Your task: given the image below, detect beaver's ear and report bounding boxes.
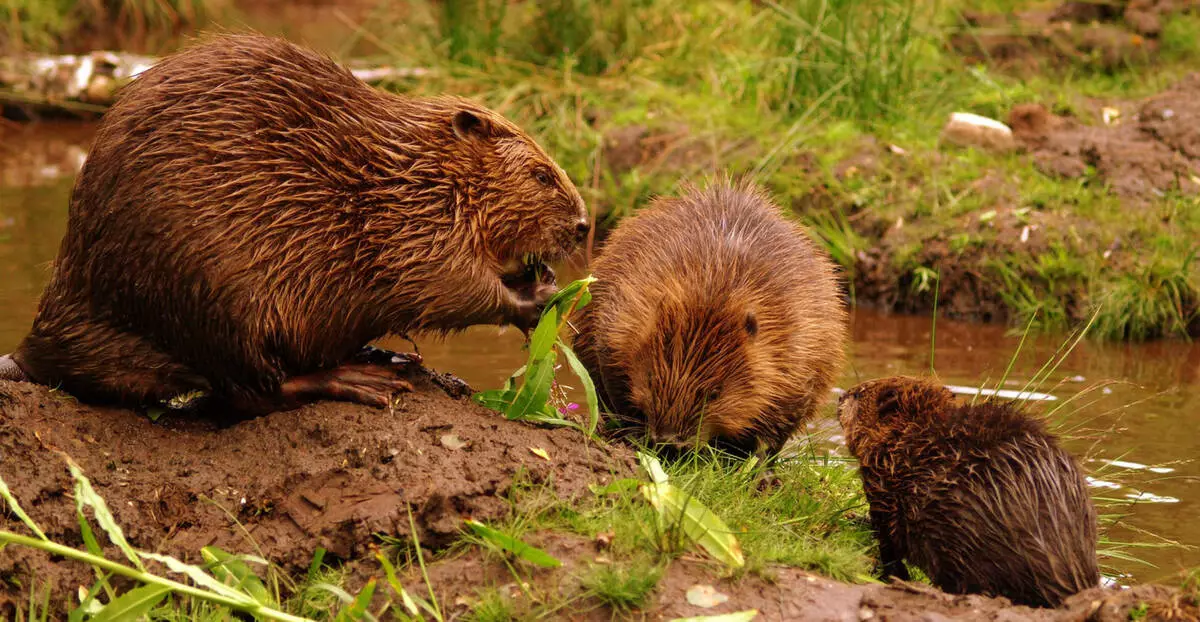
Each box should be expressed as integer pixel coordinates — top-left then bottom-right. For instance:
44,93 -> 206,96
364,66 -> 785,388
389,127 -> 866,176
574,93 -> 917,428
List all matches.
744,311 -> 758,338
452,110 -> 494,141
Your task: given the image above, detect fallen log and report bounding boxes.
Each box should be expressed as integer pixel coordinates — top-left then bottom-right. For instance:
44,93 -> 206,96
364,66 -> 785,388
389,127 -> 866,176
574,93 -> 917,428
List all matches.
1,50 -> 431,119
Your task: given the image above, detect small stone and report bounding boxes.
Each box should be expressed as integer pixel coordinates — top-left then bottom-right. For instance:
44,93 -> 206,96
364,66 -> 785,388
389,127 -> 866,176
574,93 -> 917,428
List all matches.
440,434 -> 468,450
686,584 -> 729,608
940,112 -> 1016,153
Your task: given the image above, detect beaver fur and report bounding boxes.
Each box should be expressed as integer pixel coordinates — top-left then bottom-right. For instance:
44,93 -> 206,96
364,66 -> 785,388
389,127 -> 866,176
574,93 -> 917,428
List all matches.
571,179 -> 847,456
8,33 -> 588,415
838,376 -> 1100,608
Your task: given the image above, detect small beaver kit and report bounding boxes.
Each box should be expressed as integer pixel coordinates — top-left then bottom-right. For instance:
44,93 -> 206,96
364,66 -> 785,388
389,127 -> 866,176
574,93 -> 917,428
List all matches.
571,179 -> 847,457
4,33 -> 588,415
837,376 -> 1100,608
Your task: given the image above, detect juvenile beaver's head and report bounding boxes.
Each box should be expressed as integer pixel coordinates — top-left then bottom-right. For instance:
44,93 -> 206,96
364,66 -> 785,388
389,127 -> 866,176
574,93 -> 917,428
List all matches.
618,289 -> 775,455
837,376 -> 955,454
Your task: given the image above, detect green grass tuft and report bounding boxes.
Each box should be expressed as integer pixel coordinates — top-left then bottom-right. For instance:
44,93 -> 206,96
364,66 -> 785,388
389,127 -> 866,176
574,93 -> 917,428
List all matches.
580,560 -> 663,614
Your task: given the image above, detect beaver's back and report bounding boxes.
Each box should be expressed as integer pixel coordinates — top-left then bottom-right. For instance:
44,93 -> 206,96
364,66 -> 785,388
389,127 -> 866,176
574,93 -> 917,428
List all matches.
52,35 -> 481,377
889,402 -> 1099,607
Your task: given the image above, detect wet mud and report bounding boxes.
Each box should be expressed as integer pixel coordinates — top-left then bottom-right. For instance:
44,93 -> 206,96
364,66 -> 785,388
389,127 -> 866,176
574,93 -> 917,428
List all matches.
0,366 -> 635,613
376,532 -> 1197,621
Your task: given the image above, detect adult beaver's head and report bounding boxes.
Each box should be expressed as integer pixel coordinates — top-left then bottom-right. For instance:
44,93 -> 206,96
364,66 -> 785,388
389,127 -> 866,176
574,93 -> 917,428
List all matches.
837,376 -> 955,451
439,104 -> 589,289
618,288 -> 774,456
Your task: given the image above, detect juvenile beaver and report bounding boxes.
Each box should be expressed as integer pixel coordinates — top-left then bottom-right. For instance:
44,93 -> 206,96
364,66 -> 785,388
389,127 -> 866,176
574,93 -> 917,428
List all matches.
6,33 -> 588,415
837,376 -> 1100,608
571,180 -> 847,456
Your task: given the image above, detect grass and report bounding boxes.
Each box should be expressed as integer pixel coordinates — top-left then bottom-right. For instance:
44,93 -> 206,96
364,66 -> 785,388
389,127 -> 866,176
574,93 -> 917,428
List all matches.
463,588 -> 520,622
7,0 -> 1198,339
2,0 -> 211,53
579,561 -> 662,614
339,0 -> 1196,341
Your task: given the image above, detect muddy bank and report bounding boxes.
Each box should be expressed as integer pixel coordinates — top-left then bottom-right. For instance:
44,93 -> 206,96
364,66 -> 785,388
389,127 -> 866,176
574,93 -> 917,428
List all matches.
951,0 -> 1199,72
0,367 -> 635,614
0,367 -> 1196,619
373,531 -> 1196,621
818,73 -> 1199,333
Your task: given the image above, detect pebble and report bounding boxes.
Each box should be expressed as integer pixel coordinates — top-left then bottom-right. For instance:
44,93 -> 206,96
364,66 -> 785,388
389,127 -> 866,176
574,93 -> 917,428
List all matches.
939,112 -> 1016,152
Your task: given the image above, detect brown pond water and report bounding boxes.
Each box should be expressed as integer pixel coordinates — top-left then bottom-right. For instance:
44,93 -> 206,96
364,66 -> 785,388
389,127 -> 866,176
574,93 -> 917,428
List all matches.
1,123 -> 1197,585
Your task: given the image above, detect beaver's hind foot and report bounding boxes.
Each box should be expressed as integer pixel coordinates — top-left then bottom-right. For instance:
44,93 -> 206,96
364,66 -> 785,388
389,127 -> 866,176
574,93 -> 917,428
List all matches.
281,363 -> 415,408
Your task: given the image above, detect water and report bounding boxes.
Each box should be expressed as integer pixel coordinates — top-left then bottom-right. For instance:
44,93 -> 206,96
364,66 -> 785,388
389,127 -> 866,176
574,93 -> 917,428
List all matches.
1,123 -> 1197,584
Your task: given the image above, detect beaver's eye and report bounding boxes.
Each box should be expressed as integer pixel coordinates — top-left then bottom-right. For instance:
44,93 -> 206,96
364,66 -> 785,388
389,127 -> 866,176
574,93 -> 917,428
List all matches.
704,389 -> 721,404
533,169 -> 553,186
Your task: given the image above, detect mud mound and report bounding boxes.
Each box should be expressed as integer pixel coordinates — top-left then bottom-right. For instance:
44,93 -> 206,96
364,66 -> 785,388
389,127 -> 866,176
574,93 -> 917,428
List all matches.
1010,73 -> 1200,199
375,531 -> 1195,621
951,0 -> 1198,71
0,369 -> 634,611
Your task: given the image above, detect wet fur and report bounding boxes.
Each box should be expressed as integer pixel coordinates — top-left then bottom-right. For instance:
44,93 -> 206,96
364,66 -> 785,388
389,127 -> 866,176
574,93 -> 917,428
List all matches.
11,33 -> 587,413
572,179 -> 847,455
838,376 -> 1100,608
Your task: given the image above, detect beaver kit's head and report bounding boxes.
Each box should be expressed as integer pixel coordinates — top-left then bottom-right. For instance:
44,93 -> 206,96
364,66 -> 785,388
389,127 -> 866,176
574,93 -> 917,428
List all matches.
437,106 -> 589,280
837,376 -> 956,454
615,286 -> 787,456
579,180 -> 846,457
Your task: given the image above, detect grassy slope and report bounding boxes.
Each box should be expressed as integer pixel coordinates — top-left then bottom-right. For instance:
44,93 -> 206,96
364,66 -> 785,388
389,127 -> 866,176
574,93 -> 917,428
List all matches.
340,0 -> 1198,341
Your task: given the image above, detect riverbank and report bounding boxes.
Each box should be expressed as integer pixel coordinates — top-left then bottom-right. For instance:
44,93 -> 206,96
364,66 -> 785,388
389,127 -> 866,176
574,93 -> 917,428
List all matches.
2,373 -> 1196,620
4,0 -> 1198,341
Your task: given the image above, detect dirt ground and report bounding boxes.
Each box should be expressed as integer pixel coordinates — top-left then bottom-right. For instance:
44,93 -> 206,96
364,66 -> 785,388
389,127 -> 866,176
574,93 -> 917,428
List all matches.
1,368 -> 1196,620
386,532 -> 1197,621
0,366 -> 635,615
951,0 -> 1200,72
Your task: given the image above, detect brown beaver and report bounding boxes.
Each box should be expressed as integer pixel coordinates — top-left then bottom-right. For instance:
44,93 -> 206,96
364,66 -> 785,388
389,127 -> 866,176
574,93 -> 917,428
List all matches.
571,179 -> 847,456
4,33 -> 588,415
837,376 -> 1100,608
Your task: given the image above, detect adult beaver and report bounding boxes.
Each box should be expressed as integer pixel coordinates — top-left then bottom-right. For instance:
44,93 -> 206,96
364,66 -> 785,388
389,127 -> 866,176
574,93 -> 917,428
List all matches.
4,33 -> 588,415
837,376 -> 1100,608
571,179 -> 847,456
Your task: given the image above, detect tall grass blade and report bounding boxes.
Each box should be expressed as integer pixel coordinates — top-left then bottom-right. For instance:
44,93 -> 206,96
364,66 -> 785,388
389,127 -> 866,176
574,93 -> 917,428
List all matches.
0,476 -> 48,540
465,519 -> 562,568
559,341 -> 600,434
64,457 -> 144,571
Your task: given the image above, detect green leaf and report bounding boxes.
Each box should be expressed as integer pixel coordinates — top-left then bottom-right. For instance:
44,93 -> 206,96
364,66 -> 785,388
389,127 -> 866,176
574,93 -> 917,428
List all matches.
638,452 -> 670,485
471,388 -> 516,411
542,276 -> 597,316
588,478 -> 641,496
527,306 -> 560,360
86,584 -> 170,622
558,341 -> 600,435
377,551 -> 435,620
464,520 -> 561,568
307,548 -> 327,582
506,353 -> 557,420
0,474 -> 47,540
65,457 -> 144,571
519,412 -> 583,430
76,507 -> 103,556
333,577 -> 376,622
668,610 -> 759,622
638,454 -> 745,569
201,546 -> 271,606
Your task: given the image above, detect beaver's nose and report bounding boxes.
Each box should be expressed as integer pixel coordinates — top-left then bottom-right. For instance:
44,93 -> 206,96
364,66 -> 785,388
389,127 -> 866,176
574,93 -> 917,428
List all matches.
574,218 -> 590,242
